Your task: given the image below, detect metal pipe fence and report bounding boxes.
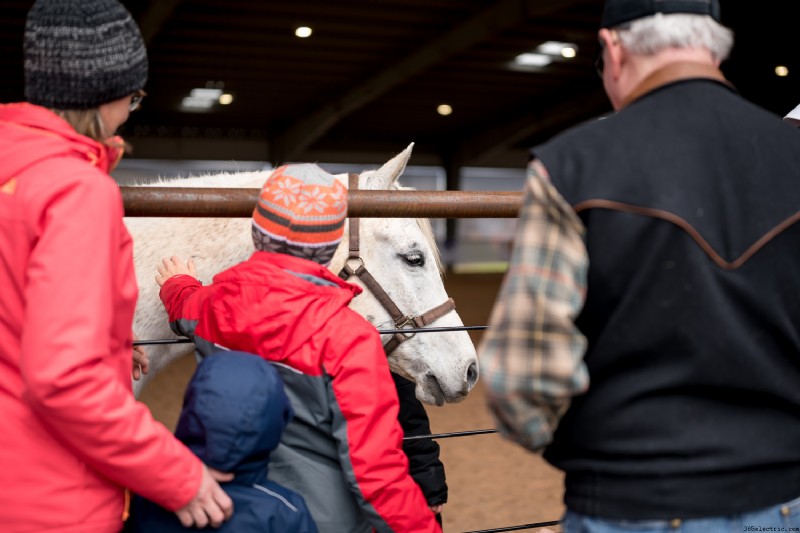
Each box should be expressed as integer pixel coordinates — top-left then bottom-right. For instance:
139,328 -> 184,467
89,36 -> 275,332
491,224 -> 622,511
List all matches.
121,187 -> 523,218
124,185 -> 561,533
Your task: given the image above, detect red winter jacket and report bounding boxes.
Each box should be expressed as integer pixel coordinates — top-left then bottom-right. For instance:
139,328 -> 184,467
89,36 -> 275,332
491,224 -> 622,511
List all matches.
0,103 -> 202,533
160,251 -> 440,533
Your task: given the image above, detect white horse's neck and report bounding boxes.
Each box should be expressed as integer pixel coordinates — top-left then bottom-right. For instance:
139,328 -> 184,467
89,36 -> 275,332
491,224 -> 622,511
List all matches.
127,143 -> 477,405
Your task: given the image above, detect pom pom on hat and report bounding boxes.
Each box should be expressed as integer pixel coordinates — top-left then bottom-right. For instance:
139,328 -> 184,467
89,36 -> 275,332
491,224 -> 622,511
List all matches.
24,0 -> 148,109
252,164 -> 347,266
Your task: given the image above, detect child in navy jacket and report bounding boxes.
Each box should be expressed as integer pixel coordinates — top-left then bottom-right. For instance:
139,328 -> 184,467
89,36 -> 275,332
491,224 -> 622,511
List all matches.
127,351 -> 317,533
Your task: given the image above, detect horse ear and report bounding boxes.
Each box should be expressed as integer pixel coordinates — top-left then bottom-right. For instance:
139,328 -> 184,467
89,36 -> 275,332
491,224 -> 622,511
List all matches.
361,143 -> 414,190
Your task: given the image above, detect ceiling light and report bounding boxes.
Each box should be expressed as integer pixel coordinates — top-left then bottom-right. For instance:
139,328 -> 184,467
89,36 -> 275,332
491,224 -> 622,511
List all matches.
514,53 -> 552,68
775,65 -> 789,77
537,41 -> 565,55
536,41 -> 579,58
219,93 -> 234,105
181,96 -> 215,110
295,26 -> 312,38
191,88 -> 223,99
437,104 -> 453,116
180,87 -> 225,112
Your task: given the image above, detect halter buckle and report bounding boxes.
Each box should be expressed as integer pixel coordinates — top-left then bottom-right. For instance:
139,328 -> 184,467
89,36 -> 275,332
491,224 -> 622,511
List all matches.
395,315 -> 417,340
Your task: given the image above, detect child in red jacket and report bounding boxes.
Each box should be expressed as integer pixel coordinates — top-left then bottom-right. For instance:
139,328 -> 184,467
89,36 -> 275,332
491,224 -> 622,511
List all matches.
155,164 -> 440,533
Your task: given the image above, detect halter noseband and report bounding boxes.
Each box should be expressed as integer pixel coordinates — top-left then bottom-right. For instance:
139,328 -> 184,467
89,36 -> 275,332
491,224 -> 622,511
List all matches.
338,173 -> 456,354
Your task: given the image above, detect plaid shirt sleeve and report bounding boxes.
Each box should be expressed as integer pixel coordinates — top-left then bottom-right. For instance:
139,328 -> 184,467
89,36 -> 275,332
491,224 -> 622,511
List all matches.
478,159 -> 590,453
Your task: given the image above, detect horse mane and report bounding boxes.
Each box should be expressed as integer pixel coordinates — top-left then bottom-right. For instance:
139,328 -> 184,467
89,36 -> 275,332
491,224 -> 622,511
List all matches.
416,217 -> 444,275
130,171 -> 267,189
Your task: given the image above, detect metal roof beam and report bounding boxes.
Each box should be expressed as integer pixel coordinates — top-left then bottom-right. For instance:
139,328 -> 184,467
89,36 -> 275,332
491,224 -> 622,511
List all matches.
273,0 -> 585,163
455,89 -> 609,166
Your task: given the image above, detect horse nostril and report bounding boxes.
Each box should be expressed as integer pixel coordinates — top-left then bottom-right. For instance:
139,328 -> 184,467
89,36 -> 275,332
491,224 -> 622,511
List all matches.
424,373 -> 446,406
466,362 -> 478,388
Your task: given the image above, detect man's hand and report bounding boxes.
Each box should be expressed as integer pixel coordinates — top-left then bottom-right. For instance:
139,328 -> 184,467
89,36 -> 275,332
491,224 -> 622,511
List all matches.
174,466 -> 234,528
156,256 -> 197,287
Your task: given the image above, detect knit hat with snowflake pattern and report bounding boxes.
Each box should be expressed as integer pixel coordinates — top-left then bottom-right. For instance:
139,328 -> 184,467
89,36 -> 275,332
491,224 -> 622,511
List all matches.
252,164 -> 347,266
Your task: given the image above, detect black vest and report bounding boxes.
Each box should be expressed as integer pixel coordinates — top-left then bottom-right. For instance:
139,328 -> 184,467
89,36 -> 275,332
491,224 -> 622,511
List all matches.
533,77 -> 800,519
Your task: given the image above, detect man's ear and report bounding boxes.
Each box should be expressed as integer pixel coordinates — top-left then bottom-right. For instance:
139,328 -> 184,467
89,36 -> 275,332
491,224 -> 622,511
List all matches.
597,28 -> 614,48
598,28 -> 624,80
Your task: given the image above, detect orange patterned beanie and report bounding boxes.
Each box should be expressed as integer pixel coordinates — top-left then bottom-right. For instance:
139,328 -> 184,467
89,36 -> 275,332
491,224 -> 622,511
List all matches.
252,164 -> 347,265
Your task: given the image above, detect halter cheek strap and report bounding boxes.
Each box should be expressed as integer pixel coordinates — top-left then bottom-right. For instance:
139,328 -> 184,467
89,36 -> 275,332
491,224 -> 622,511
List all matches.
338,173 -> 456,354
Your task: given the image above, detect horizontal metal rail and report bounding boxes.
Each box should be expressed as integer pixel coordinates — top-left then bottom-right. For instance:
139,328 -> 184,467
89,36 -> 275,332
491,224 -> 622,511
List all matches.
120,187 -> 523,218
464,520 -> 561,533
404,428 -> 498,441
133,325 -> 488,346
378,325 -> 488,335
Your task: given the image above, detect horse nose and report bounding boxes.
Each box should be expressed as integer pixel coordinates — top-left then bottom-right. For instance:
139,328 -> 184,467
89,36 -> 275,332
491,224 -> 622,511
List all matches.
465,361 -> 478,391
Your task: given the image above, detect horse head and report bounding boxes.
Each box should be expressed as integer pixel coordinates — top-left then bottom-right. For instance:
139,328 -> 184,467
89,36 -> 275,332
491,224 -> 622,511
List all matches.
330,144 -> 479,405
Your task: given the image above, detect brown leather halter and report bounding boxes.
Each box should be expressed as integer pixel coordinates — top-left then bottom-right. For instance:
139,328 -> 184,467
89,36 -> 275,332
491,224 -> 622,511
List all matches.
338,173 -> 456,354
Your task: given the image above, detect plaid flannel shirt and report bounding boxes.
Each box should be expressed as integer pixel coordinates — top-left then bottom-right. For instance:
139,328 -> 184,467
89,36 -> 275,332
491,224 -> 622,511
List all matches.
479,160 -> 590,453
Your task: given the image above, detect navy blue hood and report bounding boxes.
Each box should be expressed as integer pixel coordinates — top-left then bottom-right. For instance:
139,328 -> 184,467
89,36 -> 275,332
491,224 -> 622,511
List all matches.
175,351 -> 292,484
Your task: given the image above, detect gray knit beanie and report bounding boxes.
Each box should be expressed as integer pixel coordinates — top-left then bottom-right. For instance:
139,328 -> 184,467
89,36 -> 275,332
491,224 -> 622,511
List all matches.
24,0 -> 148,109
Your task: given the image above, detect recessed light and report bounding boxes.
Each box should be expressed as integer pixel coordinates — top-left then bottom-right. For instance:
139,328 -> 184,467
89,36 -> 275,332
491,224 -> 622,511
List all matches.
514,53 -> 552,67
181,96 -> 215,110
561,46 -> 577,59
180,87 -> 225,112
776,65 -> 789,77
437,104 -> 453,116
295,26 -> 312,38
219,93 -> 234,105
537,42 -> 563,55
190,88 -> 223,99
536,41 -> 579,58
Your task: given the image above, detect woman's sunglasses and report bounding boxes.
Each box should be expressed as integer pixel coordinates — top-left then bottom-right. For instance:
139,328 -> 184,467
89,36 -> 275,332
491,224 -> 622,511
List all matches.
129,89 -> 147,112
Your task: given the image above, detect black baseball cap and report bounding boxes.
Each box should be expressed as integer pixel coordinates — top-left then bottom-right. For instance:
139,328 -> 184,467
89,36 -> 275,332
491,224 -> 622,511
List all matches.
601,0 -> 721,28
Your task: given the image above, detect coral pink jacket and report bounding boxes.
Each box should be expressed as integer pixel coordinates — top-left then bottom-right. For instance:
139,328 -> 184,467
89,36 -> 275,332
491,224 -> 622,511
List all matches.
0,103 -> 202,533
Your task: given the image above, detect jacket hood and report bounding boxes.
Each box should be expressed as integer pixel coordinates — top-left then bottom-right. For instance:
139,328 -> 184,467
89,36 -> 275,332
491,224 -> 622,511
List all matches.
0,103 -> 122,186
175,352 -> 292,484
210,251 -> 362,359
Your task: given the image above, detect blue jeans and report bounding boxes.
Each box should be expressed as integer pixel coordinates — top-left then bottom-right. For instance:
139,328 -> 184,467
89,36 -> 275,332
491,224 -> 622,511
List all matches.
562,496 -> 800,533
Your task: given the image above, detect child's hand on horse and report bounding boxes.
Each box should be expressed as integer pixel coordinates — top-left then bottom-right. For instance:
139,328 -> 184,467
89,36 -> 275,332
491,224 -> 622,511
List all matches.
156,256 -> 198,287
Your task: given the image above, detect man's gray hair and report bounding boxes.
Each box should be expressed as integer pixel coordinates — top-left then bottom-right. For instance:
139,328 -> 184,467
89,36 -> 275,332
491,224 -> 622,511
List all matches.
616,13 -> 733,62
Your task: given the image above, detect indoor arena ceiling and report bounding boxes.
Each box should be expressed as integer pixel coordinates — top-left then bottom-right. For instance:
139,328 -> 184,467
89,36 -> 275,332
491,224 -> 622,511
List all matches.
2,0 -> 800,169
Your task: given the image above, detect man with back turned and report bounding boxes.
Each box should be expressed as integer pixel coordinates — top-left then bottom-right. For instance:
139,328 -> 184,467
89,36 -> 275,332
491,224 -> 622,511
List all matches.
480,1 -> 800,531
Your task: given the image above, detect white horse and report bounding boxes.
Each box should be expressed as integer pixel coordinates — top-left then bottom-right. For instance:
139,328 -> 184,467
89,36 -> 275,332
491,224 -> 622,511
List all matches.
126,144 -> 478,406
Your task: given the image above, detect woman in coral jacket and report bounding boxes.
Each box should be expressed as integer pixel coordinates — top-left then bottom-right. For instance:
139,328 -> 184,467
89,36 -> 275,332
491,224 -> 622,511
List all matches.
0,1 -> 232,531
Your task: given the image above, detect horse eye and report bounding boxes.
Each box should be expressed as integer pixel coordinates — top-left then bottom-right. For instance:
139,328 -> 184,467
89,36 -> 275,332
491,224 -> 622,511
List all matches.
399,251 -> 425,267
